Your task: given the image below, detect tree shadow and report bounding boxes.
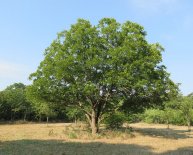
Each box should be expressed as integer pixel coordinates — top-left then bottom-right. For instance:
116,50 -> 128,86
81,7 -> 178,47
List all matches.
161,147 -> 193,155
0,139 -> 154,155
0,139 -> 193,155
131,126 -> 192,139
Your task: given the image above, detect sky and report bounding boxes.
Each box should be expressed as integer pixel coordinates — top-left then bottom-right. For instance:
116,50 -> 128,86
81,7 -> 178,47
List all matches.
0,0 -> 193,95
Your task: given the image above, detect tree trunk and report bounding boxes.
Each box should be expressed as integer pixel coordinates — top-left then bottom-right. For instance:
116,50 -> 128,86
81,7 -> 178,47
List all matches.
47,116 -> 49,127
10,112 -> 13,121
167,120 -> 169,129
91,109 -> 97,135
75,115 -> 77,124
23,111 -> 27,122
39,115 -> 42,122
187,120 -> 191,131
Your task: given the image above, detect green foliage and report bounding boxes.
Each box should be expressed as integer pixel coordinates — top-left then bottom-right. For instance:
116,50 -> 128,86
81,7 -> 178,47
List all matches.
170,110 -> 186,125
142,108 -> 186,125
0,83 -> 32,121
179,96 -> 193,130
66,106 -> 84,122
143,109 -> 164,124
104,112 -> 126,129
26,85 -> 56,121
142,96 -> 193,128
28,18 -> 177,134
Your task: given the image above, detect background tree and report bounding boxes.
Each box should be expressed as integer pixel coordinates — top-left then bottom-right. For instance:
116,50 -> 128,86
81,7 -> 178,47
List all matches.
163,101 -> 177,129
1,83 -> 32,121
26,85 -> 56,123
180,96 -> 193,131
29,18 -> 178,134
0,91 -> 11,121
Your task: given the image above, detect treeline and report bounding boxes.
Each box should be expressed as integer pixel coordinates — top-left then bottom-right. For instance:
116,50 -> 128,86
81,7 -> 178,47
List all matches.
1,83 -> 193,131
139,95 -> 193,130
0,83 -> 72,122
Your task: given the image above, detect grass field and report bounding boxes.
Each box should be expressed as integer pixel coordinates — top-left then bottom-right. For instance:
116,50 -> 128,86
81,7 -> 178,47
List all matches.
0,122 -> 193,155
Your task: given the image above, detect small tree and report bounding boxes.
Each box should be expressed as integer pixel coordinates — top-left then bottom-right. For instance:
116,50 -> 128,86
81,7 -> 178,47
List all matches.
163,100 -> 179,129
180,96 -> 193,131
26,85 -> 55,124
163,107 -> 174,129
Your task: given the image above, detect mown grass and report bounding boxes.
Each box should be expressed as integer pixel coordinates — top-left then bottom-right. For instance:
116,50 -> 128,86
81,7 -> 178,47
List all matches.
0,122 -> 193,155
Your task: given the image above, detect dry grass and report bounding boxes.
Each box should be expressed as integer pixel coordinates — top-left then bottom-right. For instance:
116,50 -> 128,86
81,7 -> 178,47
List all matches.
0,122 -> 193,155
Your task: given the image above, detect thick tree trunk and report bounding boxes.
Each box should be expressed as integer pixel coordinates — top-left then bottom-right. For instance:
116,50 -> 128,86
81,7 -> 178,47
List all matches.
91,109 -> 97,135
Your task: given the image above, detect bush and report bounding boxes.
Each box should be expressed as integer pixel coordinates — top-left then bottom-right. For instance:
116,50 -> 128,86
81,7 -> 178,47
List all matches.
142,108 -> 190,126
143,109 -> 164,124
104,112 -> 126,129
169,110 -> 186,125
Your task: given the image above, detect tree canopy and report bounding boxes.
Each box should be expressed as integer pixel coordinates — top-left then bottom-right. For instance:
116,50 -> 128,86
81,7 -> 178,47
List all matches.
29,18 -> 178,134
0,83 -> 31,121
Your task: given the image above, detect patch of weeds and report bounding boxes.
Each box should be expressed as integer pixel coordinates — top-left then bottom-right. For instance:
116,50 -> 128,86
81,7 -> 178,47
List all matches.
68,132 -> 78,139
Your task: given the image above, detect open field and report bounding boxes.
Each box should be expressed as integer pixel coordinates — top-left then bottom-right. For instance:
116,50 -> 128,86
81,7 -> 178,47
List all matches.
0,122 -> 193,155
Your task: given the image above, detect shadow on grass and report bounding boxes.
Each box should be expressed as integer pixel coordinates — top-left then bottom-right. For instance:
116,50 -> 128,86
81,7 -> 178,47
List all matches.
0,140 -> 154,155
0,139 -> 193,155
132,126 -> 192,139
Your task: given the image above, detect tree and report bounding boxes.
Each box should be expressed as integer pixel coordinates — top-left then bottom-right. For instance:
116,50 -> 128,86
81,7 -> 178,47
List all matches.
0,91 -> 11,120
2,83 -> 31,121
180,96 -> 193,131
26,85 -> 56,124
29,18 -> 178,134
163,99 -> 181,129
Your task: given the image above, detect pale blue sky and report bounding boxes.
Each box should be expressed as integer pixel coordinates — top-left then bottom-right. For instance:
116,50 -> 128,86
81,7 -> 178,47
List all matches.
0,0 -> 192,95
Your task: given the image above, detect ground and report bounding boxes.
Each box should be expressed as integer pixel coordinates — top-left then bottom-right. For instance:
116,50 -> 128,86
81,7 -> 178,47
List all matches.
0,122 -> 193,155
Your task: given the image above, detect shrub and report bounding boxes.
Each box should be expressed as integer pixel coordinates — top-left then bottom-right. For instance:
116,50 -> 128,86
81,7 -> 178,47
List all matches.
143,109 -> 164,124
143,108 -> 189,126
104,112 -> 126,129
170,110 -> 186,125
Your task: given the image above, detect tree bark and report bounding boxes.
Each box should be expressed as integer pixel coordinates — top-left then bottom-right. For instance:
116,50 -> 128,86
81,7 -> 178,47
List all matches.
47,116 -> 49,126
167,120 -> 169,129
75,115 -> 77,124
23,111 -> 27,122
39,115 -> 42,122
91,109 -> 97,135
187,120 -> 191,131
